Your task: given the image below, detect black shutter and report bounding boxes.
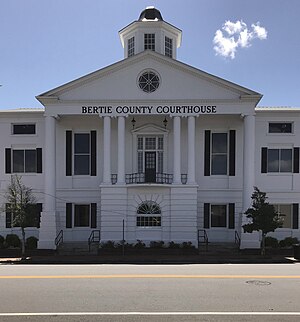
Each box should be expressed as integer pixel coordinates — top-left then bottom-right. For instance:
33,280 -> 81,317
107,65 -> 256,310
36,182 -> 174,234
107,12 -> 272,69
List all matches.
66,131 -> 72,176
5,204 -> 11,228
292,203 -> 299,229
66,203 -> 72,228
5,148 -> 11,174
261,147 -> 268,173
204,131 -> 211,176
91,203 -> 97,228
36,203 -> 42,228
293,147 -> 299,173
91,131 -> 97,176
36,148 -> 42,173
229,203 -> 235,229
204,203 -> 210,229
229,130 -> 236,176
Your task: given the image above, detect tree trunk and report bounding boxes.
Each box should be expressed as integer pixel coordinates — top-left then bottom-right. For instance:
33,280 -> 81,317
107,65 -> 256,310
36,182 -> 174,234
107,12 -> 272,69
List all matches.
261,233 -> 266,256
21,227 -> 26,258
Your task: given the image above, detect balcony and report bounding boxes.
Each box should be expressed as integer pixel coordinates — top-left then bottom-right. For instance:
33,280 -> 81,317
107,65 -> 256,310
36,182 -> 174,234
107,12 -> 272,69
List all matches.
111,173 -> 187,185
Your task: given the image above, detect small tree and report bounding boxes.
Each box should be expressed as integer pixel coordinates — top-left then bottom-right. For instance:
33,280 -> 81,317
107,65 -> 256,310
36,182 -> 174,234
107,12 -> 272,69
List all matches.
3,175 -> 37,257
243,187 -> 283,255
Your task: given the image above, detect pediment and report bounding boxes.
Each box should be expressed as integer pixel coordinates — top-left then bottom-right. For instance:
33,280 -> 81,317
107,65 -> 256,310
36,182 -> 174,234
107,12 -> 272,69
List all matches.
37,51 -> 262,106
133,123 -> 168,134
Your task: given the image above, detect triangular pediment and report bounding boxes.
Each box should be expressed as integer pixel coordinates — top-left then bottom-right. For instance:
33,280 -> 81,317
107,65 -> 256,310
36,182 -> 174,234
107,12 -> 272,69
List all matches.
37,51 -> 262,106
133,123 -> 167,134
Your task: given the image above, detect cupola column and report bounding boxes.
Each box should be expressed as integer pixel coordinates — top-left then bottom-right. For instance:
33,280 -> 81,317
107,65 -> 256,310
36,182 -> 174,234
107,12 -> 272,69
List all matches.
103,116 -> 111,184
173,116 -> 181,184
117,116 -> 126,184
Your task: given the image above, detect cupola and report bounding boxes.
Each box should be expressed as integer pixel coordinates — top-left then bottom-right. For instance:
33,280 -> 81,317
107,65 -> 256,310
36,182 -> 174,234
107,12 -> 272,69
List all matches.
119,6 -> 182,59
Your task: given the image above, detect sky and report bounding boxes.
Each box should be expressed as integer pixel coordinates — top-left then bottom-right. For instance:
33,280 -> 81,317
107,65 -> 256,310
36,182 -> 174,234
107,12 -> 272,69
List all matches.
0,0 -> 300,109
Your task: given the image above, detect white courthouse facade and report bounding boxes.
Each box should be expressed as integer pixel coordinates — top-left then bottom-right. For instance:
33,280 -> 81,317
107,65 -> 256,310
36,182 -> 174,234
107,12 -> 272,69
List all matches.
1,7 -> 299,249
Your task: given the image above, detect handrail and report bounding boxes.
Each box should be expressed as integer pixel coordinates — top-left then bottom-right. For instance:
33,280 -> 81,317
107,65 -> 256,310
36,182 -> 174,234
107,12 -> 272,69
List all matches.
235,230 -> 241,248
55,230 -> 63,248
198,229 -> 208,251
88,230 -> 101,252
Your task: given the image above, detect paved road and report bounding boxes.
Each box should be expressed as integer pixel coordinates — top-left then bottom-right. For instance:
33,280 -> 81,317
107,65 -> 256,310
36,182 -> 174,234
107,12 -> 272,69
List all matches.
0,263 -> 299,321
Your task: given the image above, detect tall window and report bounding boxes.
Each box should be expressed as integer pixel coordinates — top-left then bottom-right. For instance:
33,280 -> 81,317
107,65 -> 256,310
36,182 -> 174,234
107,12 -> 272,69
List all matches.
273,204 -> 292,228
137,201 -> 161,227
211,133 -> 228,175
6,203 -> 42,228
165,36 -> 173,58
211,205 -> 227,228
144,33 -> 155,51
137,136 -> 163,173
268,148 -> 292,173
74,133 -> 90,175
128,36 -> 135,57
74,204 -> 90,227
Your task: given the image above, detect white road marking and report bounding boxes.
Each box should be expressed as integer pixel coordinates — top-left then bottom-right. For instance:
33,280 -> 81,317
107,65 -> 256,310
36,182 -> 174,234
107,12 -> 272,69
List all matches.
0,312 -> 299,316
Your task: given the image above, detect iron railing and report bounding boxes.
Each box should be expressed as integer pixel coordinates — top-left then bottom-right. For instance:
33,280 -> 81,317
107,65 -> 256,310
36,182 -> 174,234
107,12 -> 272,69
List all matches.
198,229 -> 208,251
55,230 -> 63,248
111,173 -> 188,185
235,230 -> 241,249
88,230 -> 101,252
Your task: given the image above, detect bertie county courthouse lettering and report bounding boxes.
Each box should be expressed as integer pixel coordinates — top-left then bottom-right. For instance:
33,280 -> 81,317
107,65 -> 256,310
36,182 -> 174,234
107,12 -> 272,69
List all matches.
1,7 -> 299,250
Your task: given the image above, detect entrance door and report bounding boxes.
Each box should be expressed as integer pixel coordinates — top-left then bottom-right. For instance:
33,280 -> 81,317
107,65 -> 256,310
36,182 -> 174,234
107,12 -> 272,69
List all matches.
145,152 -> 156,183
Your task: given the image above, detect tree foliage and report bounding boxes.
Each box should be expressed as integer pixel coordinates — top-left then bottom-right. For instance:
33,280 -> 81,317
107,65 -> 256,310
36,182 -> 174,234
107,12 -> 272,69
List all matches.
243,186 -> 283,255
3,175 -> 37,257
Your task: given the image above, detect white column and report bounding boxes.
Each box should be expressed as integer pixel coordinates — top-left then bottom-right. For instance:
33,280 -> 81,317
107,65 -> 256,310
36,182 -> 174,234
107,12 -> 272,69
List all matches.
240,114 -> 260,249
103,116 -> 111,184
187,116 -> 196,184
117,116 -> 125,184
38,116 -> 57,249
173,116 -> 181,184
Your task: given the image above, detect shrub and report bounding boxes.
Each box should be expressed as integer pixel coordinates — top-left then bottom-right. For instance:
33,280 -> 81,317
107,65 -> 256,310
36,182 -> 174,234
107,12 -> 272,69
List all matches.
149,241 -> 165,249
279,237 -> 299,248
168,241 -> 181,249
99,240 -> 116,249
180,241 -> 196,249
134,240 -> 146,249
0,235 -> 5,248
26,236 -> 38,250
5,234 -> 21,248
265,236 -> 279,248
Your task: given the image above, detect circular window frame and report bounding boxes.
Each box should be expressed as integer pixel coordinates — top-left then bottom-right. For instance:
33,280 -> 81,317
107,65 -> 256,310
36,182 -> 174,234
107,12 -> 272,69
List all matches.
137,70 -> 160,93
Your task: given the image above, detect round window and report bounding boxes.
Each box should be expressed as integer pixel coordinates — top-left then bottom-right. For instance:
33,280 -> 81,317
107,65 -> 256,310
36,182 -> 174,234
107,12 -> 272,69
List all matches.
138,71 -> 160,93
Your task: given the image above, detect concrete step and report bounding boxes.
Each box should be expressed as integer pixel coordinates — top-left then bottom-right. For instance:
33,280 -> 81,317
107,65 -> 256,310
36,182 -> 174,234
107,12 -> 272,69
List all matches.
57,242 -> 99,256
198,242 -> 240,253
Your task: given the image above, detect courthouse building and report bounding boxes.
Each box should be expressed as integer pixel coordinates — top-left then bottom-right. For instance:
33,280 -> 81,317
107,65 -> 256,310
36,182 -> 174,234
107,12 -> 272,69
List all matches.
0,7 -> 299,249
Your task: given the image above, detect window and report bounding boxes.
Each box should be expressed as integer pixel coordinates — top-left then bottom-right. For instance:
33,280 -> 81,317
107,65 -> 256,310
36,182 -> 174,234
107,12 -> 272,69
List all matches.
211,205 -> 227,228
211,133 -> 228,175
74,133 -> 90,175
74,204 -> 90,227
269,123 -> 292,134
144,33 -> 155,51
12,124 -> 35,135
165,36 -> 173,58
138,71 -> 160,93
273,204 -> 292,228
13,149 -> 37,173
128,36 -> 135,57
6,203 -> 42,228
268,148 -> 292,173
137,201 -> 161,227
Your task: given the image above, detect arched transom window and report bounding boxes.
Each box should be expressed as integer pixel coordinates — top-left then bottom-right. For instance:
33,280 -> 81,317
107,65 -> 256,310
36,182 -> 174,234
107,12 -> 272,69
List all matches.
137,201 -> 161,227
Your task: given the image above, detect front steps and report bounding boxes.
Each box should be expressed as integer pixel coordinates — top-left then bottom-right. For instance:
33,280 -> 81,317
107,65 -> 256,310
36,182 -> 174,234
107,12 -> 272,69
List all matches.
56,242 -> 99,255
198,242 -> 240,254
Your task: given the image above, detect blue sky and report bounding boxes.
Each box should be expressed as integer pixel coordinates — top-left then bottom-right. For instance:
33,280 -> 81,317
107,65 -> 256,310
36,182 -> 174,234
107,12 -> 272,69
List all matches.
0,0 -> 299,109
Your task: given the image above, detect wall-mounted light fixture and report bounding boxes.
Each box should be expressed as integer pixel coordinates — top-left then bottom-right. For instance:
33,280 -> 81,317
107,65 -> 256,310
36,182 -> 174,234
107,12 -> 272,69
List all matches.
163,117 -> 168,128
131,117 -> 136,129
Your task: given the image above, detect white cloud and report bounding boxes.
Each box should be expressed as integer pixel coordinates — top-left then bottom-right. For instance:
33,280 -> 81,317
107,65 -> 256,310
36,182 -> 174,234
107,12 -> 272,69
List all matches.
213,20 -> 268,59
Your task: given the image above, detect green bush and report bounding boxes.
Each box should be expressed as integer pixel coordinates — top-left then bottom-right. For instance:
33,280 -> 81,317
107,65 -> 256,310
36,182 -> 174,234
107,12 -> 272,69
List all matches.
0,235 -> 5,248
180,241 -> 196,249
279,237 -> 299,248
99,240 -> 116,249
26,236 -> 38,250
265,236 -> 279,248
134,240 -> 146,249
5,234 -> 21,248
149,241 -> 165,249
168,241 -> 181,249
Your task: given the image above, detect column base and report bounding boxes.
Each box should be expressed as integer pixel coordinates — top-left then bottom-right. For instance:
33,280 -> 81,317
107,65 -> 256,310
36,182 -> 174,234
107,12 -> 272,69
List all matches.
38,240 -> 56,250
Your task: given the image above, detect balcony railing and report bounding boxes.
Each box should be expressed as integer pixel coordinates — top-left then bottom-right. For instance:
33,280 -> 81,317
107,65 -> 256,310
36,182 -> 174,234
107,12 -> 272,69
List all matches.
111,173 -> 187,185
